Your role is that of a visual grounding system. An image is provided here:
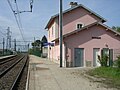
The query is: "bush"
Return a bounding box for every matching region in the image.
[114,55,120,68]
[98,54,109,67]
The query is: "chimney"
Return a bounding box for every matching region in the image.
[70,2,78,8]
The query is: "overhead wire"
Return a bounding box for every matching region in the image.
[15,0,26,44]
[0,26,6,36]
[0,27,6,48]
[7,0,25,43]
[0,30,6,37]
[0,26,6,39]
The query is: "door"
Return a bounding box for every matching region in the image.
[93,48,101,67]
[109,49,113,66]
[74,48,84,67]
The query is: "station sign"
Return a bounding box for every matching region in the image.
[43,42,54,46]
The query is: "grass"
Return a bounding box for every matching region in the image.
[87,67,120,89]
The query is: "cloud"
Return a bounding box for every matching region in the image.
[0,15,25,41]
[0,16,15,27]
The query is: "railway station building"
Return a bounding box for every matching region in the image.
[45,2,120,67]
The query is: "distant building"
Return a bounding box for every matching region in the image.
[45,2,120,67]
[42,46,48,58]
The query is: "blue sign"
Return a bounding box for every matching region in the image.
[43,42,54,46]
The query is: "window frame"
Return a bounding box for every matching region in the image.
[76,22,84,29]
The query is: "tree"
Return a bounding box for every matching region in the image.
[36,40,41,47]
[31,40,41,47]
[112,26,120,33]
[30,39,41,57]
[31,42,34,47]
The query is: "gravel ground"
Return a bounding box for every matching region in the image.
[29,55,117,90]
[15,57,29,90]
[0,56,21,73]
[0,55,26,90]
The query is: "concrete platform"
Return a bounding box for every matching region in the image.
[0,55,15,59]
[28,55,117,90]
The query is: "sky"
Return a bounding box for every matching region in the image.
[0,0,120,49]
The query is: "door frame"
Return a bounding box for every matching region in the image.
[74,48,84,67]
[93,48,100,67]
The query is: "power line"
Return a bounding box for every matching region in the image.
[0,30,5,37]
[14,0,33,14]
[7,0,25,43]
[15,0,26,43]
[0,26,6,36]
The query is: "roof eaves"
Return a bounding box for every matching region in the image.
[98,22,120,36]
[45,17,54,29]
[52,22,120,42]
[80,4,107,22]
[45,4,107,29]
[52,4,81,18]
[45,5,81,29]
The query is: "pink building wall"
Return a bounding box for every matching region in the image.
[48,7,103,41]
[54,7,102,39]
[48,41,66,65]
[64,25,120,66]
[47,7,104,63]
[47,5,120,67]
[48,20,56,42]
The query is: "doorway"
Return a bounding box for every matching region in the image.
[74,48,84,67]
[93,48,101,67]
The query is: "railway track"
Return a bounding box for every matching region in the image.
[0,54,29,90]
[0,55,22,74]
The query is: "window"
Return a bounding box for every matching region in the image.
[92,37,101,39]
[52,26,54,36]
[76,23,83,29]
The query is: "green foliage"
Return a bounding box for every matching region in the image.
[31,39,41,48]
[98,54,109,67]
[112,26,120,33]
[114,55,120,68]
[35,40,41,47]
[88,67,120,89]
[89,67,120,78]
[30,36,48,57]
[29,48,41,57]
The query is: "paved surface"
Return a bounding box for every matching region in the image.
[0,55,15,59]
[28,55,117,90]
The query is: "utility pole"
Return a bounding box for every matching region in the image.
[9,35,11,49]
[14,0,33,14]
[34,37,35,51]
[6,27,11,51]
[60,0,63,67]
[28,43,29,53]
[6,27,9,51]
[3,38,5,55]
[30,0,33,12]
[11,40,32,53]
[14,39,16,51]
